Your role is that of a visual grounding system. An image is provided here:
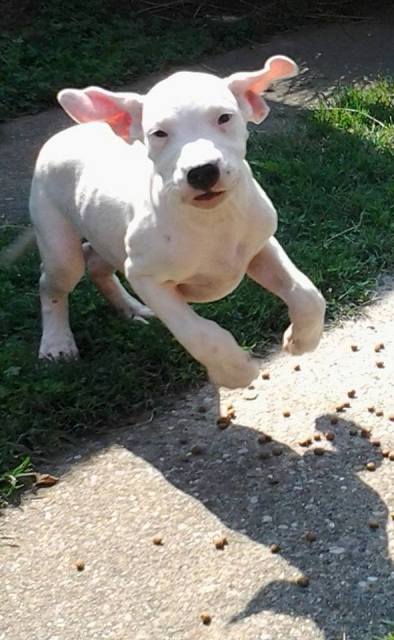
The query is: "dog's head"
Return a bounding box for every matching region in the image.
[58,56,298,210]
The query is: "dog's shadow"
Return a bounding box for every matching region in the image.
[121,411,394,639]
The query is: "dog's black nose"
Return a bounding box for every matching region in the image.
[187,163,220,191]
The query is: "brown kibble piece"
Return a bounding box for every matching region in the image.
[305,531,317,543]
[191,445,204,455]
[367,406,375,413]
[351,344,359,352]
[200,613,212,626]
[270,543,281,554]
[297,575,310,587]
[388,415,394,422]
[314,447,325,456]
[371,439,381,448]
[382,449,390,458]
[153,536,163,546]
[313,433,322,442]
[361,428,371,439]
[343,402,351,409]
[272,446,283,456]
[213,536,228,550]
[389,452,394,462]
[282,410,291,418]
[347,389,356,399]
[368,519,379,530]
[366,462,376,471]
[75,560,85,571]
[294,364,301,372]
[299,438,312,447]
[390,512,394,521]
[325,431,335,442]
[261,371,270,380]
[376,410,384,417]
[258,434,272,444]
[336,403,346,413]
[330,416,338,425]
[376,361,385,368]
[374,342,385,352]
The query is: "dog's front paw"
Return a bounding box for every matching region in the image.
[39,333,79,361]
[207,353,260,389]
[282,320,324,355]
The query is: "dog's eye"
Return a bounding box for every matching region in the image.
[218,113,232,125]
[152,130,168,138]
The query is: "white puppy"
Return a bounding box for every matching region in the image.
[29,55,325,389]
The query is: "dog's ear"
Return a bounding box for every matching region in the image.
[226,55,298,124]
[57,86,144,141]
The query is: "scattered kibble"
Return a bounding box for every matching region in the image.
[314,447,325,456]
[153,536,163,546]
[371,439,381,448]
[272,446,283,457]
[261,371,270,380]
[294,364,301,372]
[336,403,346,413]
[376,410,384,417]
[388,415,394,422]
[366,462,376,472]
[299,438,312,447]
[305,531,317,543]
[330,416,338,425]
[351,344,359,352]
[258,434,272,444]
[376,361,385,369]
[374,342,385,352]
[191,445,204,455]
[382,449,391,458]
[282,410,291,418]
[75,560,85,572]
[347,389,356,399]
[390,512,394,521]
[389,452,394,462]
[367,406,375,413]
[217,416,231,430]
[296,575,310,588]
[200,613,212,626]
[343,402,351,409]
[361,428,371,439]
[368,519,380,530]
[213,536,228,550]
[270,543,281,554]
[325,431,335,442]
[313,433,322,442]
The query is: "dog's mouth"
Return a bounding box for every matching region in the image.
[194,190,225,202]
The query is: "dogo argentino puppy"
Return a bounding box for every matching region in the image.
[29,55,325,389]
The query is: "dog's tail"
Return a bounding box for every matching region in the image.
[0,226,36,266]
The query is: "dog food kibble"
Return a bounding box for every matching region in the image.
[382,449,391,458]
[371,438,381,448]
[191,445,204,455]
[294,364,301,372]
[376,410,384,417]
[336,404,346,413]
[367,406,375,413]
[200,613,212,626]
[361,428,371,439]
[376,361,385,369]
[213,536,228,550]
[258,451,271,460]
[296,576,310,588]
[313,433,322,442]
[272,447,283,456]
[325,431,335,442]
[258,434,272,444]
[366,462,376,472]
[261,371,270,380]
[299,438,312,447]
[389,414,394,422]
[374,342,385,352]
[368,519,380,530]
[391,513,394,521]
[347,389,356,399]
[217,416,231,430]
[305,531,317,543]
[153,536,163,546]
[75,560,85,572]
[343,402,351,409]
[351,344,359,352]
[349,427,358,436]
[282,410,291,418]
[314,447,325,456]
[330,416,339,425]
[270,543,281,554]
[389,452,394,462]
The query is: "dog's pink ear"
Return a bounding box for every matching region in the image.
[57,86,144,141]
[226,55,298,124]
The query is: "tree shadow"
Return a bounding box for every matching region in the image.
[117,410,394,640]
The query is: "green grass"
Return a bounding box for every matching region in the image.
[0,0,259,121]
[1,81,394,496]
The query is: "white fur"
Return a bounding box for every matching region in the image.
[30,55,325,388]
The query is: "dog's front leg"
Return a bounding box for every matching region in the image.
[127,271,259,389]
[248,237,326,354]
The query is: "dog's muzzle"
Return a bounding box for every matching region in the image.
[187,163,220,191]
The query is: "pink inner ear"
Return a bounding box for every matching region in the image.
[246,90,269,123]
[84,91,131,139]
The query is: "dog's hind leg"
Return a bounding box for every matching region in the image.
[82,243,154,323]
[31,194,85,360]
